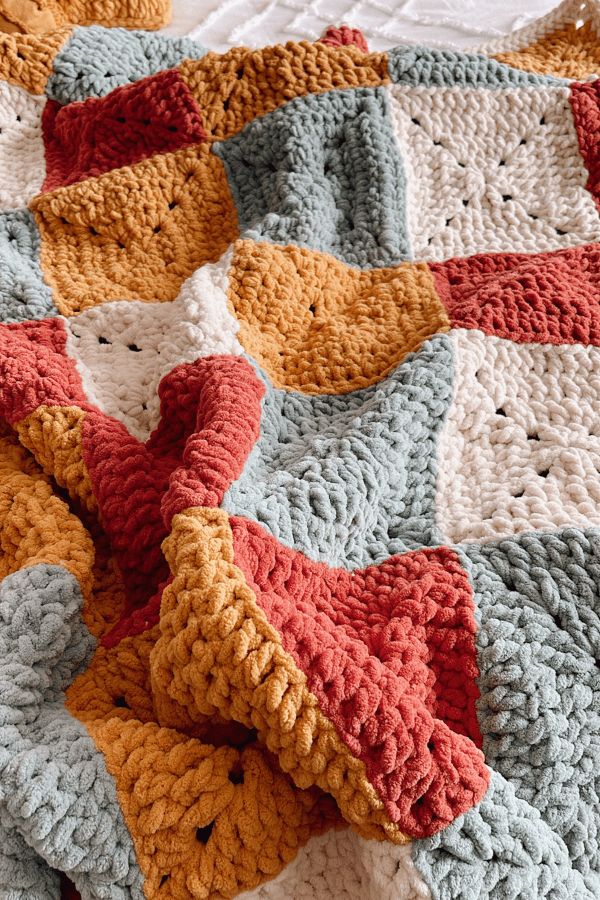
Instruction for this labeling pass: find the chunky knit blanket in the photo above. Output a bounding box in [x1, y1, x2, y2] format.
[1, 1, 600, 898]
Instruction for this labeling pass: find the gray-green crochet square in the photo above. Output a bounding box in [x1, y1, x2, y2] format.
[412, 530, 600, 900]
[214, 86, 411, 268]
[0, 211, 56, 324]
[222, 335, 452, 568]
[456, 530, 600, 897]
[0, 564, 144, 900]
[388, 45, 568, 88]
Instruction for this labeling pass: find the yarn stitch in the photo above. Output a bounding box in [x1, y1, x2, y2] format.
[0, 4, 600, 899]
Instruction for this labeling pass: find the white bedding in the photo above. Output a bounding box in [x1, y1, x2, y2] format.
[165, 0, 559, 51]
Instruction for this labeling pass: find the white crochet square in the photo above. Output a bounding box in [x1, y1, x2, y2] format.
[0, 81, 46, 212]
[64, 251, 242, 441]
[241, 829, 430, 899]
[388, 84, 600, 262]
[437, 329, 600, 544]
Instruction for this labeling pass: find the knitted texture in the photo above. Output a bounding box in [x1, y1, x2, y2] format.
[1, 4, 600, 899]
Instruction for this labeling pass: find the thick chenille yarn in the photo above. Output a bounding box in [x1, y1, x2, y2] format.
[1, 2, 600, 898]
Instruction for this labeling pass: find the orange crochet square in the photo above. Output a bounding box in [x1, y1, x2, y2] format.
[228, 240, 450, 394]
[0, 0, 171, 31]
[494, 21, 600, 80]
[66, 625, 339, 898]
[0, 27, 71, 94]
[32, 144, 238, 315]
[179, 41, 388, 141]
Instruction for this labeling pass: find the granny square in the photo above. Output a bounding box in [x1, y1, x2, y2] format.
[389, 83, 600, 261]
[1, 7, 600, 899]
[215, 87, 410, 267]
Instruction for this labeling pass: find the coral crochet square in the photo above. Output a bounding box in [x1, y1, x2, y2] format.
[569, 79, 600, 212]
[41, 69, 207, 192]
[431, 243, 600, 346]
[231, 516, 487, 839]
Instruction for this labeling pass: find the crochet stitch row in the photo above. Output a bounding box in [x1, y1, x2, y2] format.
[1, 4, 600, 899]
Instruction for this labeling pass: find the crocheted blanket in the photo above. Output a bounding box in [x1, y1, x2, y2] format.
[1, 2, 600, 898]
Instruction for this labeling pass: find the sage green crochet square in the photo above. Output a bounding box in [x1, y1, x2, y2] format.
[214, 86, 411, 268]
[0, 211, 56, 323]
[46, 26, 206, 104]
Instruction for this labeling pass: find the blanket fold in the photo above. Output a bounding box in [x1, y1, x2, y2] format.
[1, 2, 600, 898]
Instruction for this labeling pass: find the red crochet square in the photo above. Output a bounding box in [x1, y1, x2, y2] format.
[570, 79, 600, 211]
[431, 244, 600, 346]
[42, 69, 206, 192]
[230, 516, 487, 837]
